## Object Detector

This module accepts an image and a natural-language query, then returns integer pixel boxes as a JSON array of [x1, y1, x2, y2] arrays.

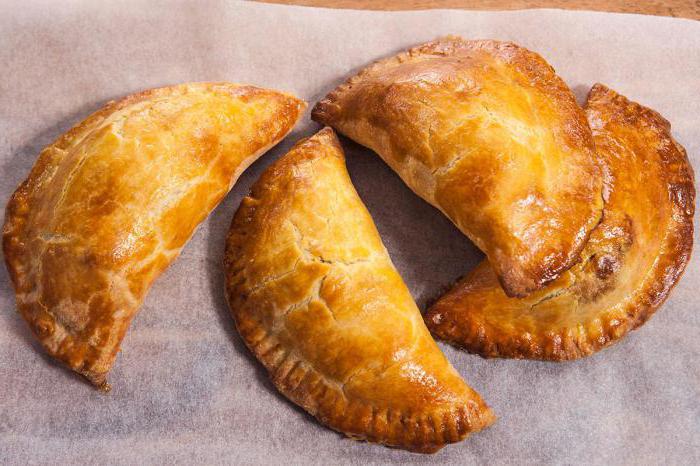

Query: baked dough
[[312, 36, 603, 297], [425, 84, 695, 360], [3, 82, 306, 389], [224, 127, 494, 453]]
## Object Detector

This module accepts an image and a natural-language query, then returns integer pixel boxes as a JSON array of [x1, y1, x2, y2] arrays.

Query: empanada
[[3, 82, 306, 389], [425, 84, 695, 360], [312, 36, 603, 297], [224, 128, 494, 453]]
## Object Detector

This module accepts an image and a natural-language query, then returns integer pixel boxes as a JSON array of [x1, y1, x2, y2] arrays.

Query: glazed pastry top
[[225, 128, 494, 453], [313, 36, 603, 297], [3, 82, 306, 388]]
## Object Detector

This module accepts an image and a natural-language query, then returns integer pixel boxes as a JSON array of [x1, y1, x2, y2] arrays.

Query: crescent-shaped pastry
[[3, 82, 306, 389], [224, 128, 494, 453], [312, 36, 603, 297], [424, 84, 695, 360]]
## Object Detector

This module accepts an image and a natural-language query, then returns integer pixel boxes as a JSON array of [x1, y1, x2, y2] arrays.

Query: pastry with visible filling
[[224, 127, 494, 453], [3, 82, 306, 389], [425, 84, 695, 360], [312, 36, 603, 297]]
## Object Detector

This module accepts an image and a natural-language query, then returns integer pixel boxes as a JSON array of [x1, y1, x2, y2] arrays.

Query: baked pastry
[[312, 36, 603, 297], [224, 127, 494, 453], [425, 84, 695, 360], [3, 82, 306, 389]]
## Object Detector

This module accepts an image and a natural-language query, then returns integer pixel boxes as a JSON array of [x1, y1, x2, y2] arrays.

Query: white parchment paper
[[1, 1, 698, 464]]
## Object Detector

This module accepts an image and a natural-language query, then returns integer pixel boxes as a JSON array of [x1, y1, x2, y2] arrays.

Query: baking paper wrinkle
[[0, 1, 698, 464]]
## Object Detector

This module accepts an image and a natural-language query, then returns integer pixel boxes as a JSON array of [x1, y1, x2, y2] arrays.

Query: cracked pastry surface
[[224, 127, 494, 453], [425, 84, 695, 360], [312, 36, 603, 297], [3, 82, 306, 389]]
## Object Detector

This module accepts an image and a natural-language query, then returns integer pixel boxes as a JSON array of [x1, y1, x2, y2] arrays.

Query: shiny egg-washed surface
[[224, 128, 494, 453], [3, 82, 306, 388], [425, 84, 695, 360], [312, 36, 603, 297]]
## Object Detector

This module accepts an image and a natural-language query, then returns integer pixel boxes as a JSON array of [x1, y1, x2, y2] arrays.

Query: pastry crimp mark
[[425, 84, 695, 361], [225, 127, 494, 453]]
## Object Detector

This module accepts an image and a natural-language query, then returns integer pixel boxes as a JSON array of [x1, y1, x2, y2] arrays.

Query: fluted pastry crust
[[312, 36, 603, 297], [224, 128, 494, 453], [3, 82, 306, 389], [425, 84, 695, 360]]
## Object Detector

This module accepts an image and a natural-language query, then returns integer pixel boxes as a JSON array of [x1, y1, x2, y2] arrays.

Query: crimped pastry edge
[[224, 128, 495, 453], [425, 83, 695, 361], [312, 36, 559, 125]]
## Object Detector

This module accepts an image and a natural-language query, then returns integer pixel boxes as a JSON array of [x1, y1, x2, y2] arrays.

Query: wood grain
[[257, 0, 700, 20]]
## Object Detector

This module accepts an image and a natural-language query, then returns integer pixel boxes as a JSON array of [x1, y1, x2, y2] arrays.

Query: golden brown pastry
[[312, 36, 603, 298], [224, 127, 494, 453], [3, 82, 306, 389], [425, 84, 695, 360]]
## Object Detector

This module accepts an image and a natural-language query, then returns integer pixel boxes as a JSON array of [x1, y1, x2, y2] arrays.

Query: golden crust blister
[[425, 84, 695, 360], [3, 82, 306, 389], [224, 128, 494, 453], [312, 36, 603, 297]]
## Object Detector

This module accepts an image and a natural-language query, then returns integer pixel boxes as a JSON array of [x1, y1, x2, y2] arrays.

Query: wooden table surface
[[258, 0, 700, 20]]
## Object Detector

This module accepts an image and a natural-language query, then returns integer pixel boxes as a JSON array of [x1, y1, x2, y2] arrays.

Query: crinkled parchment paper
[[1, 1, 698, 464]]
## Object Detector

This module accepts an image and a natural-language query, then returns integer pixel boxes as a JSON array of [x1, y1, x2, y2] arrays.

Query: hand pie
[[224, 128, 494, 453], [425, 84, 695, 360], [3, 82, 306, 389], [312, 36, 603, 297]]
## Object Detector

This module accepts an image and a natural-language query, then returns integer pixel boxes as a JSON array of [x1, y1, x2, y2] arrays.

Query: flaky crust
[[224, 128, 494, 453], [3, 82, 306, 389], [312, 36, 603, 297], [425, 84, 695, 360]]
